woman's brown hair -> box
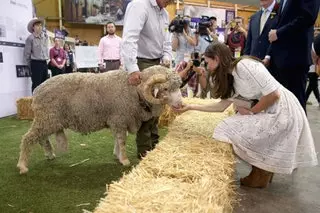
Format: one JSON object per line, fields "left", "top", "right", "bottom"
{"left": 204, "top": 43, "right": 235, "bottom": 99}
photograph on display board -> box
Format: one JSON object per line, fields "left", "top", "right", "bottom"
{"left": 0, "top": 25, "right": 6, "bottom": 38}
{"left": 16, "top": 65, "right": 30, "bottom": 78}
{"left": 64, "top": 0, "right": 132, "bottom": 25}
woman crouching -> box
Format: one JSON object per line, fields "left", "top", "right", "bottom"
{"left": 175, "top": 43, "right": 318, "bottom": 188}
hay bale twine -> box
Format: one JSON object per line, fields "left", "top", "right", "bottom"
{"left": 16, "top": 97, "right": 34, "bottom": 120}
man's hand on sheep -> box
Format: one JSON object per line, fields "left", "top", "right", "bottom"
{"left": 128, "top": 71, "right": 141, "bottom": 86}
{"left": 161, "top": 60, "right": 171, "bottom": 68}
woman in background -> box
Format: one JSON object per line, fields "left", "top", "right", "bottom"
{"left": 64, "top": 43, "right": 75, "bottom": 73}
{"left": 49, "top": 37, "right": 66, "bottom": 76}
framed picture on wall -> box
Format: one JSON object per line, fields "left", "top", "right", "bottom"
{"left": 64, "top": 0, "right": 132, "bottom": 26}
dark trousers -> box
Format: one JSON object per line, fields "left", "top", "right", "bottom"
{"left": 65, "top": 65, "right": 73, "bottom": 74}
{"left": 101, "top": 59, "right": 121, "bottom": 72}
{"left": 306, "top": 72, "right": 320, "bottom": 103}
{"left": 51, "top": 66, "right": 65, "bottom": 77}
{"left": 136, "top": 57, "right": 161, "bottom": 157}
{"left": 30, "top": 60, "right": 48, "bottom": 92}
{"left": 273, "top": 65, "right": 308, "bottom": 111}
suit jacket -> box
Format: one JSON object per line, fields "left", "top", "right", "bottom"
{"left": 244, "top": 9, "right": 278, "bottom": 60}
{"left": 268, "top": 0, "right": 320, "bottom": 70}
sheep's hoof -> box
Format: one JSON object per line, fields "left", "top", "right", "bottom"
{"left": 17, "top": 164, "right": 29, "bottom": 174}
{"left": 120, "top": 158, "right": 130, "bottom": 166}
{"left": 45, "top": 153, "right": 56, "bottom": 160}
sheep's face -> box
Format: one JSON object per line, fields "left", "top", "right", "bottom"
{"left": 141, "top": 66, "right": 182, "bottom": 108}
{"left": 155, "top": 74, "right": 183, "bottom": 109}
{"left": 163, "top": 88, "right": 183, "bottom": 109}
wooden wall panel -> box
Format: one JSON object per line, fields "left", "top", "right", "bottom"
{"left": 166, "top": 3, "right": 177, "bottom": 21}
{"left": 237, "top": 10, "right": 255, "bottom": 26}
{"left": 64, "top": 23, "right": 104, "bottom": 45}
{"left": 34, "top": 0, "right": 59, "bottom": 18}
{"left": 186, "top": 0, "right": 207, "bottom": 4}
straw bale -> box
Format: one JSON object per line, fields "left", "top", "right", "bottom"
{"left": 16, "top": 97, "right": 34, "bottom": 120}
{"left": 94, "top": 168, "right": 232, "bottom": 213}
{"left": 140, "top": 135, "right": 235, "bottom": 183}
{"left": 94, "top": 98, "right": 236, "bottom": 213}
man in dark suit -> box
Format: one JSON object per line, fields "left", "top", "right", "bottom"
{"left": 266, "top": 0, "right": 320, "bottom": 111}
{"left": 244, "top": 0, "right": 278, "bottom": 63}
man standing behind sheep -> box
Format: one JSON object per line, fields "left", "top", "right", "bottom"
{"left": 98, "top": 22, "right": 122, "bottom": 72}
{"left": 121, "top": 0, "right": 173, "bottom": 158}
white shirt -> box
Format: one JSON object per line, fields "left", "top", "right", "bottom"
{"left": 262, "top": 0, "right": 276, "bottom": 20}
{"left": 309, "top": 65, "right": 316, "bottom": 73}
{"left": 282, "top": 0, "right": 288, "bottom": 12}
{"left": 121, "top": 0, "right": 172, "bottom": 73}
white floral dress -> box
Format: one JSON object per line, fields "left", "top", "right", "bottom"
{"left": 213, "top": 59, "right": 318, "bottom": 174}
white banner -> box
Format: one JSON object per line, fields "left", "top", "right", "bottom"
{"left": 0, "top": 0, "right": 33, "bottom": 118}
{"left": 75, "top": 46, "right": 99, "bottom": 68}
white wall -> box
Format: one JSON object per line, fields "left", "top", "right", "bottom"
{"left": 0, "top": 0, "right": 33, "bottom": 118}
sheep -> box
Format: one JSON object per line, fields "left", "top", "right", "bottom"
{"left": 17, "top": 65, "right": 183, "bottom": 174}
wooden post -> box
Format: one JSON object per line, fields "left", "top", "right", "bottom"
{"left": 235, "top": 4, "right": 238, "bottom": 17}
{"left": 103, "top": 25, "right": 107, "bottom": 35}
{"left": 58, "top": 0, "right": 62, "bottom": 30}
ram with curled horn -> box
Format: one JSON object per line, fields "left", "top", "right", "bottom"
{"left": 17, "top": 65, "right": 183, "bottom": 174}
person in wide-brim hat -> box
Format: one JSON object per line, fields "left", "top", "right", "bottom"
{"left": 27, "top": 17, "right": 43, "bottom": 33}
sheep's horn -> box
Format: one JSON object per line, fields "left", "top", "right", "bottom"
{"left": 143, "top": 74, "right": 167, "bottom": 104}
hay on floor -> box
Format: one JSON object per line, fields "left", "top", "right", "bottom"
{"left": 94, "top": 98, "right": 236, "bottom": 213}
{"left": 16, "top": 97, "right": 34, "bottom": 120}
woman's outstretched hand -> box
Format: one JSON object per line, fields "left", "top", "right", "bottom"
{"left": 172, "top": 104, "right": 190, "bottom": 113}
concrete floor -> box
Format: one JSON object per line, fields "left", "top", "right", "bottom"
{"left": 234, "top": 96, "right": 320, "bottom": 213}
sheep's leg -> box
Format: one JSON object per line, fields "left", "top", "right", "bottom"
{"left": 17, "top": 127, "right": 48, "bottom": 174}
{"left": 113, "top": 140, "right": 119, "bottom": 158}
{"left": 55, "top": 130, "right": 68, "bottom": 153}
{"left": 114, "top": 132, "right": 130, "bottom": 166}
{"left": 39, "top": 139, "right": 56, "bottom": 160}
